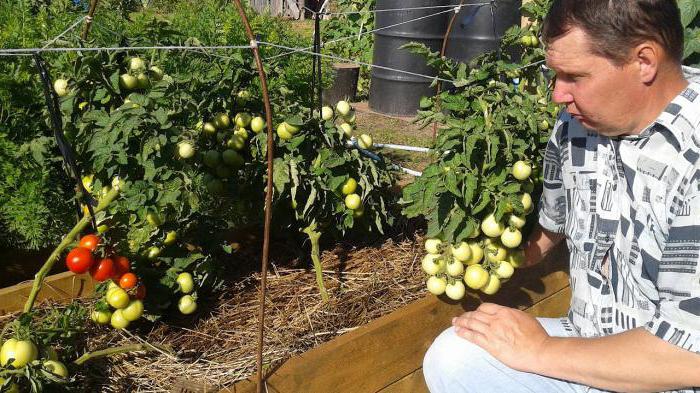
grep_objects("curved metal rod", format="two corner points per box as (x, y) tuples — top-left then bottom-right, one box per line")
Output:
(231, 1), (276, 392)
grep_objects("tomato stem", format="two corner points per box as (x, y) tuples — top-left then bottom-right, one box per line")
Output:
(22, 186), (122, 314)
(302, 223), (328, 302)
(72, 343), (172, 366)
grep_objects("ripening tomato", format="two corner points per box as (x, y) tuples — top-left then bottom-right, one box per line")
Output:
(134, 284), (147, 300)
(78, 234), (100, 251)
(113, 256), (130, 278)
(90, 258), (115, 282)
(65, 247), (95, 274)
(119, 272), (138, 289)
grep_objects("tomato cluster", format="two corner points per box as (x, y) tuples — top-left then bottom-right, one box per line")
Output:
(0, 338), (70, 389)
(421, 161), (533, 300)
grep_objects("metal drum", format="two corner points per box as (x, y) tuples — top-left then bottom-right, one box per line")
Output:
(369, 0), (451, 116)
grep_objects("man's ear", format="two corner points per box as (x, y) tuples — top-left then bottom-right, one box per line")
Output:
(635, 41), (660, 84)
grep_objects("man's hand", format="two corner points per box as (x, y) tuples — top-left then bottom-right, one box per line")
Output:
(452, 302), (550, 373)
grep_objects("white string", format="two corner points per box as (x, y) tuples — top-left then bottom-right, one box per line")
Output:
(323, 3), (491, 16)
(0, 44), (253, 56)
(258, 40), (456, 84)
(265, 7), (458, 61)
(41, 15), (87, 50)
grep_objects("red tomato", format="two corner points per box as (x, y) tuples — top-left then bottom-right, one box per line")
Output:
(90, 258), (115, 282)
(119, 273), (138, 289)
(65, 247), (95, 274)
(78, 234), (100, 251)
(134, 284), (147, 300)
(112, 256), (130, 278)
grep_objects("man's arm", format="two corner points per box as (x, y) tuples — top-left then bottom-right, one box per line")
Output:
(522, 224), (565, 268)
(537, 327), (700, 392)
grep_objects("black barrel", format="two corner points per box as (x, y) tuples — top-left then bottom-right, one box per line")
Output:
(369, 0), (451, 116)
(445, 0), (522, 63)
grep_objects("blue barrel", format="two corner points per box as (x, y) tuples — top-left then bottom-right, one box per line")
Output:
(369, 0), (451, 116)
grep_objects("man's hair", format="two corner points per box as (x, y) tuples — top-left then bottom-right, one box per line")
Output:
(542, 0), (684, 65)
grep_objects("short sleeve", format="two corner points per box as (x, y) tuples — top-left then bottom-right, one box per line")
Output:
(644, 191), (700, 354)
(538, 114), (568, 234)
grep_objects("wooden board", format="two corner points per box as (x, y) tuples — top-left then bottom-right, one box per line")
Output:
(224, 244), (570, 393)
(0, 271), (96, 315)
(377, 284), (574, 393)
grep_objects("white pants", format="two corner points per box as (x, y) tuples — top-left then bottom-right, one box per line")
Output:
(423, 317), (605, 393)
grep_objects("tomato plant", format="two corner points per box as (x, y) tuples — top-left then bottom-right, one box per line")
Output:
(406, 0), (557, 299)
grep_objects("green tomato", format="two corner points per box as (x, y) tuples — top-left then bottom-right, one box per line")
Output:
(481, 274), (502, 295)
(344, 193), (361, 210)
(203, 122), (217, 136)
(203, 150), (222, 168)
(450, 242), (472, 263)
(215, 164), (235, 179)
(235, 113), (252, 128)
(353, 205), (365, 218)
(234, 128), (249, 141)
(206, 178), (225, 195)
(122, 300), (144, 321)
(136, 73), (150, 89)
(512, 160), (532, 180)
(276, 123), (293, 140)
(520, 35), (532, 47)
(107, 288), (130, 309)
(357, 134), (373, 149)
(178, 141), (195, 159)
(446, 260), (465, 277)
(509, 214), (527, 229)
(110, 309), (130, 329)
(424, 238), (443, 254)
(226, 135), (246, 151)
(91, 309), (112, 325)
(321, 106), (334, 121)
(481, 214), (505, 237)
(495, 261), (515, 279)
(222, 149), (244, 169)
(177, 272), (195, 294)
(521, 193), (534, 214)
(213, 113), (231, 129)
(468, 226), (480, 239)
(339, 123), (353, 138)
(426, 276), (447, 295)
(421, 254), (445, 275)
(53, 78), (69, 97)
(146, 211), (162, 226)
(341, 178), (357, 195)
(466, 242), (484, 265)
(147, 246), (161, 260)
(149, 66), (164, 81)
(336, 100), (351, 116)
(129, 57), (145, 72)
(119, 74), (138, 90)
(501, 227), (523, 248)
(0, 339), (37, 368)
(539, 119), (550, 131)
(250, 116), (265, 133)
(485, 242), (508, 262)
(464, 264), (489, 290)
(178, 295), (198, 315)
(507, 249), (526, 268)
(445, 281), (466, 300)
(529, 35), (539, 47)
(342, 110), (356, 124)
(164, 231), (178, 245)
(43, 360), (69, 378)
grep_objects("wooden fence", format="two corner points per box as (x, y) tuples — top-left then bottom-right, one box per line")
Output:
(248, 0), (307, 19)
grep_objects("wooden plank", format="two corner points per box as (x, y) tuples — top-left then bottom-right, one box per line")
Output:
(0, 271), (96, 315)
(224, 244), (570, 393)
(285, 0), (300, 19)
(379, 369), (428, 393)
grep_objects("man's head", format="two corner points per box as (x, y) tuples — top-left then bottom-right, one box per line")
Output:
(542, 0), (686, 136)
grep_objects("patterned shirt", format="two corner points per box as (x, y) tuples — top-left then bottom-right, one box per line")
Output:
(539, 68), (700, 393)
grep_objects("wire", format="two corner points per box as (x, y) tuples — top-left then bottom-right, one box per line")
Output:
(0, 44), (253, 56)
(258, 41), (458, 84)
(323, 3), (491, 16)
(42, 15), (87, 50)
(265, 6), (458, 61)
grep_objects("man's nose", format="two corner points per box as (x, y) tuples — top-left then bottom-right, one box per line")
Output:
(552, 80), (574, 105)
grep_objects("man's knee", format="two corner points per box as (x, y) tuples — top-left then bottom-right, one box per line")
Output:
(423, 327), (493, 391)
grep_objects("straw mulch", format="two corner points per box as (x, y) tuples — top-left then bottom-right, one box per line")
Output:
(72, 232), (428, 392)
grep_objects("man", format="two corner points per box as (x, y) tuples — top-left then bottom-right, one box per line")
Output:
(422, 1), (700, 392)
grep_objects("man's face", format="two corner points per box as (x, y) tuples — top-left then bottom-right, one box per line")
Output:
(546, 27), (644, 136)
